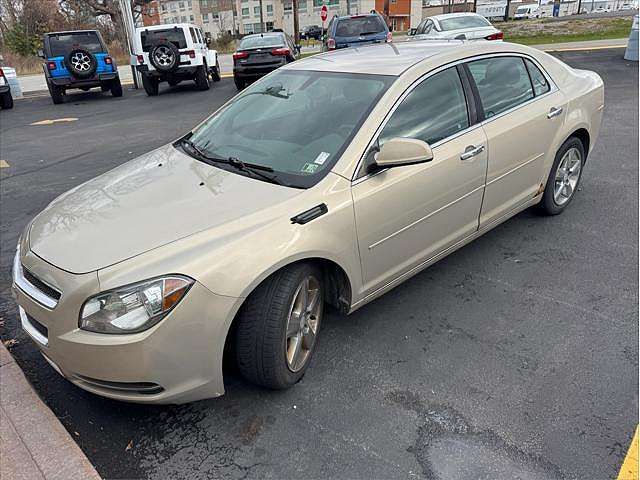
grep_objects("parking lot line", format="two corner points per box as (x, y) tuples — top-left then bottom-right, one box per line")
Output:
(0, 160), (9, 168)
(617, 425), (639, 480)
(545, 44), (627, 52)
(30, 118), (78, 126)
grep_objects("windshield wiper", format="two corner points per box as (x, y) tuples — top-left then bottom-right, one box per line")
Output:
(180, 138), (284, 186)
(242, 83), (292, 100)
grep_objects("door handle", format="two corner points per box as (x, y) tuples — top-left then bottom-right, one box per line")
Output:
(547, 106), (563, 119)
(460, 145), (485, 161)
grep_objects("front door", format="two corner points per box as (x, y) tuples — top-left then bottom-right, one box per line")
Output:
(352, 66), (488, 294)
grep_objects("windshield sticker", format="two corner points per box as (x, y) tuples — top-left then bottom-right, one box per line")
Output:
(314, 151), (331, 165)
(301, 163), (319, 174)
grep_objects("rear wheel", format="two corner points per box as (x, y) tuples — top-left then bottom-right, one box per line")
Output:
(234, 76), (245, 91)
(0, 91), (13, 109)
(142, 75), (159, 96)
(537, 137), (585, 215)
(235, 263), (324, 389)
(194, 64), (210, 91)
(110, 78), (123, 97)
(47, 81), (64, 104)
(211, 63), (221, 82)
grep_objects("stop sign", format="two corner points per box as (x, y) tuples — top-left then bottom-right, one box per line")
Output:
(320, 5), (328, 21)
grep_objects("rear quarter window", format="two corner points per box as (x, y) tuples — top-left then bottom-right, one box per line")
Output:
(525, 59), (551, 96)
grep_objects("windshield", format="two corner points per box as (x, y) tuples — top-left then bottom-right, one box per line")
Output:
(516, 6), (530, 13)
(439, 16), (491, 31)
(188, 70), (393, 188)
(48, 32), (102, 57)
(140, 29), (187, 52)
(335, 16), (386, 37)
(240, 34), (284, 49)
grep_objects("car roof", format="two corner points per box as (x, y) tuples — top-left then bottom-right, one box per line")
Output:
(285, 40), (533, 76)
(242, 32), (284, 39)
(334, 12), (382, 20)
(430, 12), (486, 21)
(45, 30), (100, 36)
(136, 23), (198, 32)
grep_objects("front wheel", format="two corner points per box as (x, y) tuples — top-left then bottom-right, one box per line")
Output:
(537, 137), (585, 215)
(47, 81), (64, 104)
(235, 263), (324, 389)
(211, 64), (221, 82)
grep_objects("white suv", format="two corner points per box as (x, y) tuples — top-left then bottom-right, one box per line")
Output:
(133, 24), (221, 96)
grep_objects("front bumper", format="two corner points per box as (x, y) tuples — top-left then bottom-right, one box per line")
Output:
(49, 72), (118, 88)
(12, 244), (241, 404)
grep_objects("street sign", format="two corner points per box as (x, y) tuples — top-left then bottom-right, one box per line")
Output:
(320, 5), (328, 21)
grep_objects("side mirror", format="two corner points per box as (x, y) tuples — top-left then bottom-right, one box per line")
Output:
(375, 137), (433, 168)
(409, 28), (417, 36)
(206, 37), (212, 46)
(37, 49), (45, 58)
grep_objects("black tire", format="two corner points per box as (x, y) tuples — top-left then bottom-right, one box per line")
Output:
(235, 263), (324, 390)
(64, 49), (98, 79)
(211, 64), (221, 82)
(0, 91), (13, 109)
(537, 137), (585, 215)
(110, 78), (123, 97)
(149, 42), (180, 73)
(234, 76), (245, 91)
(194, 64), (210, 91)
(142, 75), (159, 96)
(47, 81), (64, 104)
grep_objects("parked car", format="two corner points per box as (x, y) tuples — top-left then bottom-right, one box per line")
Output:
(0, 67), (13, 109)
(232, 31), (299, 90)
(39, 30), (123, 105)
(13, 40), (603, 404)
(134, 23), (221, 96)
(301, 25), (323, 40)
(409, 13), (503, 41)
(514, 4), (541, 19)
(323, 12), (391, 51)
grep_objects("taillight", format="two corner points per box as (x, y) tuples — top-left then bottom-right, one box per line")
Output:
(233, 51), (249, 60)
(271, 47), (290, 56)
(485, 31), (504, 41)
(0, 68), (4, 77)
(47, 61), (56, 70)
(386, 31), (393, 43)
(136, 54), (144, 64)
(327, 38), (336, 50)
(104, 56), (112, 64)
(183, 50), (196, 58)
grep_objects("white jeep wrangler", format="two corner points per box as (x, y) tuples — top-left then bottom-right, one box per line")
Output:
(133, 24), (221, 96)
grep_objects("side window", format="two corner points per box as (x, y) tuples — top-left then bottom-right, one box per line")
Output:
(189, 27), (197, 43)
(467, 57), (534, 118)
(525, 59), (550, 96)
(379, 67), (469, 147)
(424, 20), (433, 34)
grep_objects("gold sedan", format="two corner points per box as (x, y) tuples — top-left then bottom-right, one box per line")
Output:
(13, 40), (604, 404)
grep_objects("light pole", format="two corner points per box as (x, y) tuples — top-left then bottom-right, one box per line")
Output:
(118, 0), (141, 88)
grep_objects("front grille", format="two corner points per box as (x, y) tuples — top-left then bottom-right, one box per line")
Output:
(22, 267), (62, 301)
(25, 312), (48, 339)
(74, 375), (164, 395)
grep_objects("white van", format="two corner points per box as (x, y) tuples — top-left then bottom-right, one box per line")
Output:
(514, 4), (540, 19)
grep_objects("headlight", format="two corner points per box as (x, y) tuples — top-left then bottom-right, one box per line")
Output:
(79, 276), (194, 334)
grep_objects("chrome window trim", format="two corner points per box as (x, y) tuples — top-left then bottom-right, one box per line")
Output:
(19, 306), (48, 346)
(351, 52), (558, 184)
(12, 247), (59, 310)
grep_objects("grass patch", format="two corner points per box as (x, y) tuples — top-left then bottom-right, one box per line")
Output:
(503, 17), (632, 44)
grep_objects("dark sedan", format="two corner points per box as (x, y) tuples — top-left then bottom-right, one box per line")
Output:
(232, 32), (300, 90)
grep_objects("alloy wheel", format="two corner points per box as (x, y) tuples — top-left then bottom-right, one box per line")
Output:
(553, 147), (582, 206)
(71, 52), (91, 72)
(285, 275), (321, 372)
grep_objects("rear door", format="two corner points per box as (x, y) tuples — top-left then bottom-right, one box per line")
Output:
(352, 66), (488, 293)
(464, 55), (567, 227)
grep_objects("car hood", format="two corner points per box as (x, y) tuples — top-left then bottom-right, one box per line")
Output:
(29, 144), (301, 274)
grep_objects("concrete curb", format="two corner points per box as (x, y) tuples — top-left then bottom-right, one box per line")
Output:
(0, 343), (101, 480)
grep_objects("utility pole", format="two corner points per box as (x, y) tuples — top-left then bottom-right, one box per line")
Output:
(293, 0), (300, 42)
(258, 0), (264, 32)
(504, 0), (511, 21)
(118, 0), (141, 88)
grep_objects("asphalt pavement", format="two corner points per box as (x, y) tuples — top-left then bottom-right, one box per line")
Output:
(0, 48), (637, 480)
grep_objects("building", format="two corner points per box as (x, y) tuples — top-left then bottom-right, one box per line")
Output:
(158, 0), (237, 38)
(141, 0), (162, 26)
(235, 0), (421, 35)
